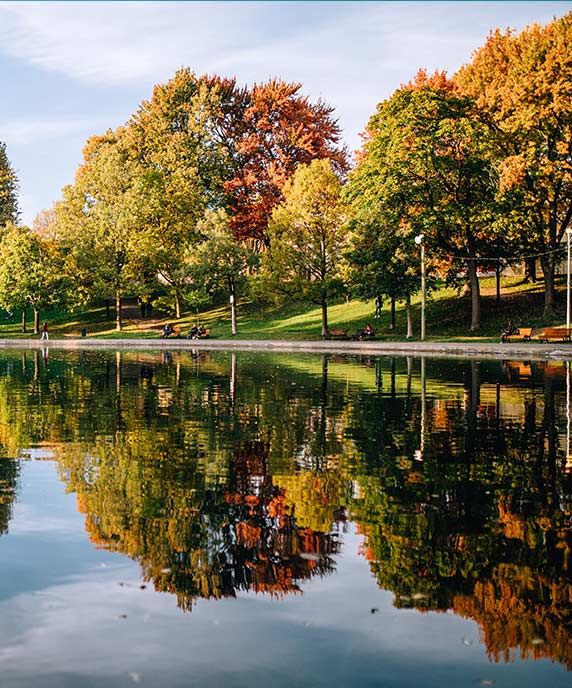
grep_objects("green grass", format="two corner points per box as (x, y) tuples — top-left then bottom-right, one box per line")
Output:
(0, 275), (568, 341)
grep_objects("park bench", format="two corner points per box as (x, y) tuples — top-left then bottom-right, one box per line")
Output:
(501, 327), (533, 343)
(325, 328), (348, 340)
(535, 327), (572, 343)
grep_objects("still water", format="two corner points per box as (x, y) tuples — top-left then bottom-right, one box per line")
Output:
(0, 348), (570, 687)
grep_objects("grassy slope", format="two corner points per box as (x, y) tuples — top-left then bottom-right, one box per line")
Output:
(0, 275), (568, 341)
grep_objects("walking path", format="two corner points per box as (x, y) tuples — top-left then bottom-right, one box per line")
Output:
(2, 337), (572, 361)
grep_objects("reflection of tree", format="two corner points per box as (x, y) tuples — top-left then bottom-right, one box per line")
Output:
(61, 434), (341, 611)
(349, 360), (572, 668)
(0, 459), (19, 536)
(223, 442), (340, 597)
(1, 349), (572, 669)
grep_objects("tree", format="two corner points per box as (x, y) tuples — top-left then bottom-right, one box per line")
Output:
(127, 69), (231, 317)
(220, 80), (348, 246)
(0, 223), (65, 333)
(344, 206), (423, 338)
(0, 142), (18, 226)
(187, 209), (258, 335)
(456, 13), (572, 316)
(349, 71), (499, 331)
(266, 159), (347, 337)
(56, 130), (152, 330)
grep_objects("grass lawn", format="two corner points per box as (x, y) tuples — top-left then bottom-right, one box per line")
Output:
(0, 275), (568, 342)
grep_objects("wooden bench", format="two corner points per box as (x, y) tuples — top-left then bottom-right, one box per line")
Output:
(325, 328), (348, 340)
(501, 327), (533, 343)
(535, 327), (572, 343)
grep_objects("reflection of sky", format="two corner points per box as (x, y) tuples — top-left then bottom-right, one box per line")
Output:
(0, 460), (570, 687)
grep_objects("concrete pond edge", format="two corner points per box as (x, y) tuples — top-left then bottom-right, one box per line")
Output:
(1, 337), (572, 361)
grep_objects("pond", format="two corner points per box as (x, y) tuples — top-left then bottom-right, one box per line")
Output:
(0, 348), (570, 687)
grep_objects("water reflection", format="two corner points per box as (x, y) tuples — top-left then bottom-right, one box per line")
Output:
(0, 350), (570, 673)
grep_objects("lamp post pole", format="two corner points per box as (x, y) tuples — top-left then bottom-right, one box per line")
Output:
(415, 234), (426, 341)
(566, 228), (572, 328)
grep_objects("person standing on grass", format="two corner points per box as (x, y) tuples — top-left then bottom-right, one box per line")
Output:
(41, 322), (49, 340)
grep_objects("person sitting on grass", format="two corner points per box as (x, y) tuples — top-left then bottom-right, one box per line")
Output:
(187, 324), (199, 339)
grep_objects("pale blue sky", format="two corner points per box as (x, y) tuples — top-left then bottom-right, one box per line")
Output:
(0, 1), (570, 226)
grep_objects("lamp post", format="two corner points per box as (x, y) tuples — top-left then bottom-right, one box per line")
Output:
(415, 234), (426, 340)
(567, 228), (572, 330)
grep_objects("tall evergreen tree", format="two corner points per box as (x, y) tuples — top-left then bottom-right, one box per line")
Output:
(0, 142), (18, 226)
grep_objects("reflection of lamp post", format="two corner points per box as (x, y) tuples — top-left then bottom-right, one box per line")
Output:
(414, 357), (426, 462)
(414, 234), (426, 340)
(567, 229), (572, 330)
(567, 361), (572, 473)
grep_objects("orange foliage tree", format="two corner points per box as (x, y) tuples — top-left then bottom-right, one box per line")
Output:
(456, 13), (572, 316)
(219, 79), (348, 246)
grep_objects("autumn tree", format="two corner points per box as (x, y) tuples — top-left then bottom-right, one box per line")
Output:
(266, 159), (347, 337)
(456, 12), (572, 316)
(220, 80), (348, 246)
(0, 142), (18, 226)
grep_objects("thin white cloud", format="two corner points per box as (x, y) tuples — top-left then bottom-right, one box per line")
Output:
(0, 116), (100, 146)
(0, 1), (569, 225)
(0, 1), (272, 86)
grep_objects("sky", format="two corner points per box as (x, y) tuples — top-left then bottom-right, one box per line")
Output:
(0, 1), (570, 226)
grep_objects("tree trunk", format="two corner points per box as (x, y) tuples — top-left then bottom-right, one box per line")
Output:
(230, 280), (237, 336)
(405, 294), (413, 339)
(175, 291), (181, 320)
(466, 361), (481, 461)
(539, 253), (556, 317)
(496, 261), (501, 304)
(524, 258), (537, 283)
(467, 258), (481, 331)
(34, 307), (40, 335)
(321, 300), (328, 338)
(21, 309), (27, 333)
(390, 297), (396, 330)
(115, 290), (122, 332)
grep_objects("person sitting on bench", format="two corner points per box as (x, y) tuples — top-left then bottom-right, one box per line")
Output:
(161, 324), (174, 339)
(358, 323), (375, 339)
(500, 320), (517, 342)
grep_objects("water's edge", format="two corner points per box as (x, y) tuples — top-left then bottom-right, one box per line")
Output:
(2, 337), (571, 361)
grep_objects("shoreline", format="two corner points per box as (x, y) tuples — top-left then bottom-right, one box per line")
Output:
(1, 337), (572, 361)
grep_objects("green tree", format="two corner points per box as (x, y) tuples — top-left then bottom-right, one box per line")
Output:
(0, 142), (18, 226)
(344, 206), (423, 338)
(127, 69), (231, 317)
(56, 130), (152, 330)
(266, 159), (347, 337)
(188, 209), (258, 335)
(0, 223), (65, 333)
(350, 72), (499, 331)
